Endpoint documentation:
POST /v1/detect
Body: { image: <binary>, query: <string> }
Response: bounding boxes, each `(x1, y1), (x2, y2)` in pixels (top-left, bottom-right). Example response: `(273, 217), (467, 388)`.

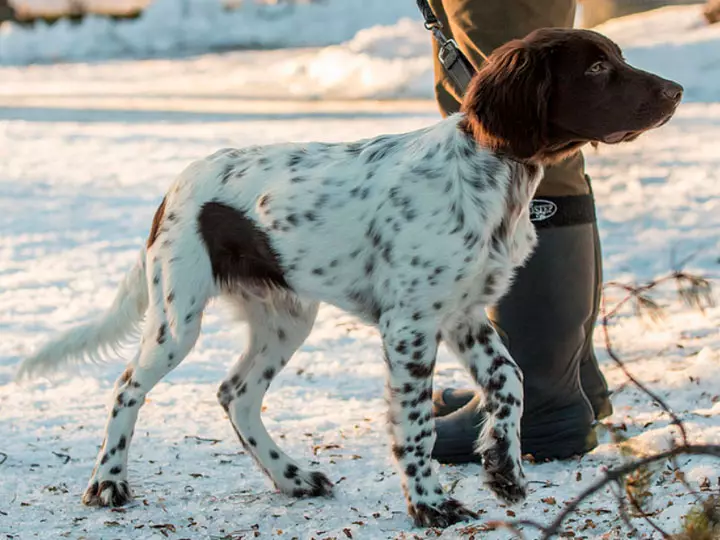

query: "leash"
(416, 0), (479, 94)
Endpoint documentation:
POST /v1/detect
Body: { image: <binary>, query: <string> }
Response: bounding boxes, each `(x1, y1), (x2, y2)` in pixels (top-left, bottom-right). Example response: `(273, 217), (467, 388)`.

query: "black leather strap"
(417, 0), (477, 94)
(529, 194), (597, 229)
(416, 0), (439, 27)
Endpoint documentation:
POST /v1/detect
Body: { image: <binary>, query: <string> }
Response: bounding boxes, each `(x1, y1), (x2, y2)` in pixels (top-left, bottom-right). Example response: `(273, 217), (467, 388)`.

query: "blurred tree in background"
(705, 0), (720, 24)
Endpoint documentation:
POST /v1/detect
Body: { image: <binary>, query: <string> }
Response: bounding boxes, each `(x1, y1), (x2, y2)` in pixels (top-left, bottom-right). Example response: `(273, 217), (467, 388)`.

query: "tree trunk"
(0, 0), (16, 23)
(705, 0), (720, 24)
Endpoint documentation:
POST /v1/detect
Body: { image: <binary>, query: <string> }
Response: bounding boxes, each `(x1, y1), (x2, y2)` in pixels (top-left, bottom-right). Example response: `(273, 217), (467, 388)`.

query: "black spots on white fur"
(156, 324), (167, 345)
(284, 464), (299, 479)
(117, 435), (127, 450)
(269, 450), (280, 460)
(258, 194), (271, 209)
(347, 289), (381, 323)
(388, 186), (417, 222)
(350, 186), (371, 200)
(475, 324), (493, 347)
(263, 367), (276, 380)
(217, 382), (234, 409)
(101, 453), (109, 465)
(248, 437), (257, 447)
(381, 244), (393, 264)
(314, 193), (329, 210)
(364, 137), (398, 163)
(290, 176), (307, 184)
(109, 465), (122, 475)
(463, 231), (479, 249)
(487, 373), (507, 393)
(366, 219), (382, 248)
(221, 164), (234, 184)
(312, 267), (325, 276)
(392, 444), (406, 460)
(346, 142), (363, 156)
(405, 361), (434, 379)
(288, 151), (305, 168)
(483, 271), (499, 297)
(409, 163), (442, 182)
(364, 256), (375, 276)
(166, 291), (175, 304)
(450, 210), (466, 234)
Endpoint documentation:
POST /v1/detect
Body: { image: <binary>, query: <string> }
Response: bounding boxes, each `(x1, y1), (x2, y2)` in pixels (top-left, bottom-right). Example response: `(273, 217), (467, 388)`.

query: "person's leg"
(428, 0), (612, 462)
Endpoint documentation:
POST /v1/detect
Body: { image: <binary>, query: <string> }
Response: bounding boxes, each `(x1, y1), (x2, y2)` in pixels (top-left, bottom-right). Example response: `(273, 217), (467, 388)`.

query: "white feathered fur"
(17, 114), (540, 524)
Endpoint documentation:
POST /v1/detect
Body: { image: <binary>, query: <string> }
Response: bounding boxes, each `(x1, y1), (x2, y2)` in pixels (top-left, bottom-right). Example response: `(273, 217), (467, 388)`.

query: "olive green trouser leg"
(428, 0), (612, 462)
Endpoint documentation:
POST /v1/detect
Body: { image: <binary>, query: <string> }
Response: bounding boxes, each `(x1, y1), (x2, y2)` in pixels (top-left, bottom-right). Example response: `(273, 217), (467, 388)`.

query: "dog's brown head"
(461, 28), (683, 165)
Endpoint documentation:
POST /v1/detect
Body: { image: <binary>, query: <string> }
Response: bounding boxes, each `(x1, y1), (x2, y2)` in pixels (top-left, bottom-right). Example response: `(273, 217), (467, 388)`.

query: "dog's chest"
(452, 205), (537, 311)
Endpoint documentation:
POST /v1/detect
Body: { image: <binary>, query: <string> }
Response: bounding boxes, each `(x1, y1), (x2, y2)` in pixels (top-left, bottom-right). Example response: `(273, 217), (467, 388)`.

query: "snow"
(1, 4), (720, 539)
(0, 0), (419, 65)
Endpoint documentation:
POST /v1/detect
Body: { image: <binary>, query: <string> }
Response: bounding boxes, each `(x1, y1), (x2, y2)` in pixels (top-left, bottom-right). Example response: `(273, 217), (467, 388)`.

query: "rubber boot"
(432, 191), (612, 464)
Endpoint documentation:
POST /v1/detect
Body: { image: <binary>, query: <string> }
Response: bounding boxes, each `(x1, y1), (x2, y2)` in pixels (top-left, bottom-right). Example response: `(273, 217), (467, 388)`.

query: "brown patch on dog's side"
(197, 202), (290, 290)
(147, 197), (167, 248)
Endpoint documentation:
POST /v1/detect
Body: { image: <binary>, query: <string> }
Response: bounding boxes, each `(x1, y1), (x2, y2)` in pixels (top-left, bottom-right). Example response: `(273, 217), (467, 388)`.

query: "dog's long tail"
(16, 250), (149, 381)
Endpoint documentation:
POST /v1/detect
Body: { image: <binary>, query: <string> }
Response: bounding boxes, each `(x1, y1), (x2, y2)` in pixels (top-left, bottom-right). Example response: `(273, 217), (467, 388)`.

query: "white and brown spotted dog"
(18, 29), (682, 528)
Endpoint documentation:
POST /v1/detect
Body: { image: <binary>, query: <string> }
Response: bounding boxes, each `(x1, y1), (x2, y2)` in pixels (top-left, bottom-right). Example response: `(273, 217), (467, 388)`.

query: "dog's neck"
(457, 114), (587, 167)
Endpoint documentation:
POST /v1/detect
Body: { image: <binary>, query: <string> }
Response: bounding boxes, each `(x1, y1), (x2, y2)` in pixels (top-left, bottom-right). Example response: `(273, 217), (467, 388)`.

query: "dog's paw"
(82, 480), (133, 507)
(277, 467), (333, 498)
(409, 498), (478, 528)
(481, 437), (527, 504)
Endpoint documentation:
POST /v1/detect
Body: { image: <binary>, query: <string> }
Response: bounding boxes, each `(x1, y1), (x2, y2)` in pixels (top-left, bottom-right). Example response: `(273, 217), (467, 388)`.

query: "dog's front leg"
(380, 312), (478, 528)
(441, 310), (527, 504)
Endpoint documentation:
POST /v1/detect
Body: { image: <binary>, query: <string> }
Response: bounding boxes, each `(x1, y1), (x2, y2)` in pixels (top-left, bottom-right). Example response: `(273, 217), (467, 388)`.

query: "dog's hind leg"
(83, 245), (213, 507)
(441, 310), (527, 504)
(217, 292), (330, 497)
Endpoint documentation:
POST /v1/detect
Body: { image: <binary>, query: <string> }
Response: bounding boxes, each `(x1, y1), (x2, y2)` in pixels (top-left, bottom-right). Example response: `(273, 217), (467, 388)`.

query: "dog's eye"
(587, 61), (607, 75)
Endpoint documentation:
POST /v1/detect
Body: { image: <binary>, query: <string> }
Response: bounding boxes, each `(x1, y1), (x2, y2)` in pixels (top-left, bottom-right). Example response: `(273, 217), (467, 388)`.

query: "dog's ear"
(461, 40), (551, 161)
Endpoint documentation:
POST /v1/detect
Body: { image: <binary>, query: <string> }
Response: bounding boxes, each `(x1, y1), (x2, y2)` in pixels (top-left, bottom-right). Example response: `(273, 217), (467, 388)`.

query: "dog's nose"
(662, 82), (684, 103)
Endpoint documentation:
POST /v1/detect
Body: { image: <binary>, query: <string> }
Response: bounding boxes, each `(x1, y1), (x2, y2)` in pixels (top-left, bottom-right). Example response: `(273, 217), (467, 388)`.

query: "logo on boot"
(529, 199), (557, 222)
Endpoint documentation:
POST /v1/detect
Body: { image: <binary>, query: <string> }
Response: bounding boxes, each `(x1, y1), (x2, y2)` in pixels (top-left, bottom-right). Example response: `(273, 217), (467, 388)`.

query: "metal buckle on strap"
(421, 3), (477, 94)
(438, 38), (461, 69)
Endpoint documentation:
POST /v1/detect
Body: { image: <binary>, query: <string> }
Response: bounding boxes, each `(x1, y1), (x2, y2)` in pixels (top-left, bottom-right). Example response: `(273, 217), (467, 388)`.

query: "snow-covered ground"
(1, 6), (718, 101)
(0, 0), (419, 66)
(2, 5), (720, 539)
